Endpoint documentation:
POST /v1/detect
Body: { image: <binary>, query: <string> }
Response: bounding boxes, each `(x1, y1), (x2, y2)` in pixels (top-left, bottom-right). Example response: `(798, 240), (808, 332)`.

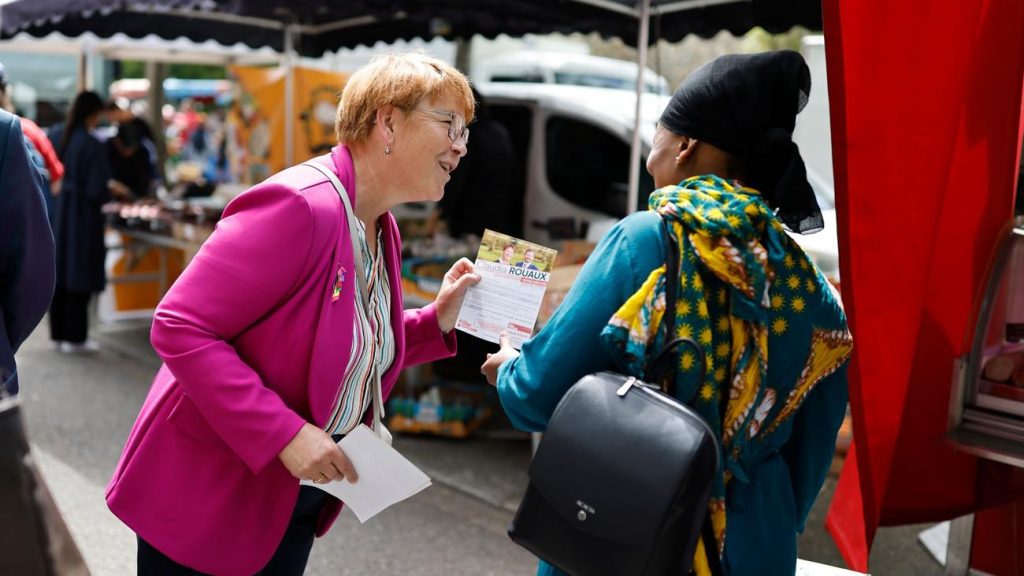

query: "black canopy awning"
(1, 0), (821, 57)
(0, 0), (822, 207)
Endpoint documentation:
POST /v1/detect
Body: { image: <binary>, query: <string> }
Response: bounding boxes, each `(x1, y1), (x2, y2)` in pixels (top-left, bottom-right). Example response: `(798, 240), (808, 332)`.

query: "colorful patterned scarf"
(600, 175), (852, 574)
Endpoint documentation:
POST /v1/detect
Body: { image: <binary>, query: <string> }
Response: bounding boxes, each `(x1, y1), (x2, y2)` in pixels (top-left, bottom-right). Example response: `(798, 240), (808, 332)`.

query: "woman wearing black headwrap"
(483, 50), (852, 575)
(654, 50), (822, 233)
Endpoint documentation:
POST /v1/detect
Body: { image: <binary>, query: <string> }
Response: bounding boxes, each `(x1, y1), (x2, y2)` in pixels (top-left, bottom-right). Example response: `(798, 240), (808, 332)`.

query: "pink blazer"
(106, 146), (456, 576)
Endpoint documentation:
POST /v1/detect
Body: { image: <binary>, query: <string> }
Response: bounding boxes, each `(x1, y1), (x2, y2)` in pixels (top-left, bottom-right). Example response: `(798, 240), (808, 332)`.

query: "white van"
(474, 51), (671, 95)
(476, 81), (668, 243)
(791, 35), (839, 281)
(475, 41), (839, 281)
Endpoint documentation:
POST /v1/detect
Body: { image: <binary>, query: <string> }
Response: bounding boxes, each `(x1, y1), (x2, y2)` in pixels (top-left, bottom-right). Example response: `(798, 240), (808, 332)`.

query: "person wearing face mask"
(482, 51), (852, 575)
(107, 53), (481, 576)
(50, 91), (121, 354)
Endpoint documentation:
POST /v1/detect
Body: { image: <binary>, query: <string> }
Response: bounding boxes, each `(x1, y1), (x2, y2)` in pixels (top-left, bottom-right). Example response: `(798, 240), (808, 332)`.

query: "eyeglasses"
(411, 108), (470, 146)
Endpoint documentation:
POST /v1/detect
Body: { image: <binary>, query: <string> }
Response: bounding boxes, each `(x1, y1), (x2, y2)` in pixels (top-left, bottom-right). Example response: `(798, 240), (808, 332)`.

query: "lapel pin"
(332, 266), (347, 302)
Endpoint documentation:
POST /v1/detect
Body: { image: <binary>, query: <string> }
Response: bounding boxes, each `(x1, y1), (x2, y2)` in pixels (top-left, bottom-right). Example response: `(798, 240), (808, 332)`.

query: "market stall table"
(103, 197), (222, 314)
(107, 227), (204, 298)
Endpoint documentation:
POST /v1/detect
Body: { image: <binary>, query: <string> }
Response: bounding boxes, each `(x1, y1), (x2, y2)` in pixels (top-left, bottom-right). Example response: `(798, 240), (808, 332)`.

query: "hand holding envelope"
(301, 425), (431, 523)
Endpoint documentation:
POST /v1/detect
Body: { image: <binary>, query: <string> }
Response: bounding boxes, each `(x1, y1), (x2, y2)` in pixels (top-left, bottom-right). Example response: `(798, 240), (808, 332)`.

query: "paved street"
(14, 317), (943, 575)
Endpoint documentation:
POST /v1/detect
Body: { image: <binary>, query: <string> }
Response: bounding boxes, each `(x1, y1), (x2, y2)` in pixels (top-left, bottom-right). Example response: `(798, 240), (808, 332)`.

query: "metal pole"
(145, 61), (168, 186)
(77, 52), (88, 92)
(78, 36), (96, 92)
(626, 0), (650, 215)
(454, 38), (470, 74)
(284, 24), (296, 167)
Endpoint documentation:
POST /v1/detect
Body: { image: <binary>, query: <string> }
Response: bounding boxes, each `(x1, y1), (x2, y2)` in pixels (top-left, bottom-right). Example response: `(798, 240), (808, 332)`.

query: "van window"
(554, 72), (632, 91)
(545, 116), (654, 218)
(553, 72), (664, 95)
(490, 74), (545, 83)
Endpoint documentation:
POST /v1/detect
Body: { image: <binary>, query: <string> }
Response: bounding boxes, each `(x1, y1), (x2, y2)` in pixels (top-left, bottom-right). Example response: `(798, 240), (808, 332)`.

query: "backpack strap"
(646, 216), (724, 576)
(644, 218), (704, 400)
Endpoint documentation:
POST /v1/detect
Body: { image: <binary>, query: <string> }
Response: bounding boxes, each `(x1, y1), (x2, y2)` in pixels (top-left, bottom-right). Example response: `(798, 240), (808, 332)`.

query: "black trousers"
(49, 285), (91, 343)
(137, 486), (335, 576)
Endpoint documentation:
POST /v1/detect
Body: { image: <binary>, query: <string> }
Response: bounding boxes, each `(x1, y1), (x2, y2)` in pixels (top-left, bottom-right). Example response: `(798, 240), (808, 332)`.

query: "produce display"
(386, 383), (493, 439)
(103, 198), (224, 243)
(399, 233), (477, 303)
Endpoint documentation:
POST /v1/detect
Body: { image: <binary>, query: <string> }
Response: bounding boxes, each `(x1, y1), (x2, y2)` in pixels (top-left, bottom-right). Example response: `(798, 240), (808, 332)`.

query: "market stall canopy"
(1, 0), (823, 196)
(0, 0), (822, 57)
(0, 31), (280, 65)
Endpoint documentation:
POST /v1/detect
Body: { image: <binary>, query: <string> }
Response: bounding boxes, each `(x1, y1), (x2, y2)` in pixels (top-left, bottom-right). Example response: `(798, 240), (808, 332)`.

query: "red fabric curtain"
(822, 0), (1024, 571)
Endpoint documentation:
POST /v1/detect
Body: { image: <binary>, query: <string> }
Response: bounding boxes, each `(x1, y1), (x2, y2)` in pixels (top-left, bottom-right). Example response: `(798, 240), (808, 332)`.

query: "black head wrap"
(659, 50), (822, 233)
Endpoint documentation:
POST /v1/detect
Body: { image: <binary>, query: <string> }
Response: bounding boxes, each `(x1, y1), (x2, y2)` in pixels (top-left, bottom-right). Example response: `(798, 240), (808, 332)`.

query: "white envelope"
(300, 424), (431, 523)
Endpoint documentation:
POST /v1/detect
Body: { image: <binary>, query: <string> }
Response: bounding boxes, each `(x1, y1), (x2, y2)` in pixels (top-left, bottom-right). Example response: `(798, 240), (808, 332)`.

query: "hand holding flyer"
(455, 230), (558, 349)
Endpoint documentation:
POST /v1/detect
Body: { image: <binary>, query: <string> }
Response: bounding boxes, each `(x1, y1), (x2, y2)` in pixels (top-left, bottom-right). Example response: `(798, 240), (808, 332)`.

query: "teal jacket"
(496, 210), (848, 575)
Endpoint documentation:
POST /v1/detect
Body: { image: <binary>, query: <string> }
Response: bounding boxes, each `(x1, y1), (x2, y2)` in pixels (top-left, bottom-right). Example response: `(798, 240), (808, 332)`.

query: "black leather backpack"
(508, 221), (723, 575)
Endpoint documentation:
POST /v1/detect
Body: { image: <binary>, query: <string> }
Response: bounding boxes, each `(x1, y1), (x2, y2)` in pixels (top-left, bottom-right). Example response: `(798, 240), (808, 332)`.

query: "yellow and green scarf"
(599, 175), (852, 574)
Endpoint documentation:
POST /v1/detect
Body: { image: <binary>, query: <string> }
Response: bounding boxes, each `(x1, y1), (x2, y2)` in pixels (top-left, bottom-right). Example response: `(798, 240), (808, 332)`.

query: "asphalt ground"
(14, 319), (944, 575)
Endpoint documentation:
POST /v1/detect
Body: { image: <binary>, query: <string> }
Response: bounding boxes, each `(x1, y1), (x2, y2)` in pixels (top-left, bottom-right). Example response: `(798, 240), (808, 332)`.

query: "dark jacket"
(54, 127), (111, 293)
(438, 116), (521, 238)
(0, 110), (55, 395)
(109, 118), (157, 198)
